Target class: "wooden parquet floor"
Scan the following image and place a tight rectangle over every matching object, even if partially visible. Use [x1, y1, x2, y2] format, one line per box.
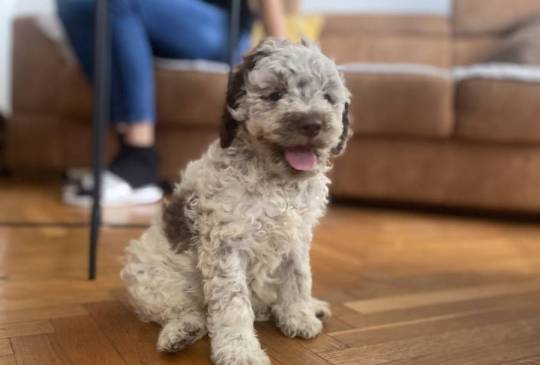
[1, 176, 540, 364]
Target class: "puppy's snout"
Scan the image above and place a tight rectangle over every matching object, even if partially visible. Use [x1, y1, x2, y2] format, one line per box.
[282, 112, 325, 139]
[299, 121, 322, 137]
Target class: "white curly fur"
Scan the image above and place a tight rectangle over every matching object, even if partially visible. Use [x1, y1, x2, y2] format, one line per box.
[121, 39, 351, 365]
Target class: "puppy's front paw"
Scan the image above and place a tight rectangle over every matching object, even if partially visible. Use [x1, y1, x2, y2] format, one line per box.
[273, 304, 323, 339]
[157, 320, 206, 352]
[212, 342, 271, 365]
[311, 298, 332, 320]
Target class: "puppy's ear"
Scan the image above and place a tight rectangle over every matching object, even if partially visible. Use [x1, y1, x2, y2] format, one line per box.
[299, 36, 321, 52]
[220, 63, 248, 148]
[220, 39, 285, 148]
[332, 102, 352, 156]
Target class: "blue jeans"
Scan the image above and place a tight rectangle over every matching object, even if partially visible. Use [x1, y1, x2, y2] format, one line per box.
[57, 0, 252, 124]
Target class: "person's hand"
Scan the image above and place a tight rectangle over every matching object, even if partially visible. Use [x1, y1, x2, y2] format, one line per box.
[259, 0, 287, 39]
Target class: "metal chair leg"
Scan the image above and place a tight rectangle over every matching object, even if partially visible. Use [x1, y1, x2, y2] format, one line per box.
[228, 0, 242, 71]
[88, 0, 240, 280]
[89, 0, 111, 280]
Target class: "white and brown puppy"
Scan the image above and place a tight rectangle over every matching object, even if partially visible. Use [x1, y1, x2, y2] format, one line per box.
[121, 38, 351, 365]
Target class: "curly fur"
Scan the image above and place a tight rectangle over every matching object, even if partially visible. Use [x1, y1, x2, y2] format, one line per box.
[121, 39, 351, 365]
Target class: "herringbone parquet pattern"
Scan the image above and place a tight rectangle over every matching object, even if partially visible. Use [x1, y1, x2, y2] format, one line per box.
[1, 177, 539, 364]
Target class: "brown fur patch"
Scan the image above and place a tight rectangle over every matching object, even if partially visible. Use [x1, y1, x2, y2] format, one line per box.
[332, 102, 351, 155]
[220, 41, 275, 148]
[162, 191, 197, 252]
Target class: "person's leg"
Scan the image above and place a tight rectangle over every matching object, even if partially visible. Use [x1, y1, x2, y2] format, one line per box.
[106, 0, 160, 188]
[108, 0, 154, 128]
[134, 0, 252, 62]
[107, 0, 253, 189]
[56, 0, 130, 130]
[57, 0, 159, 190]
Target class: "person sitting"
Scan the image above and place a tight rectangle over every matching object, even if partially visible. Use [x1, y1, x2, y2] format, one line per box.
[57, 0, 288, 206]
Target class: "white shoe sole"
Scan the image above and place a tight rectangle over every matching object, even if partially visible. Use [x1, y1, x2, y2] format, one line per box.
[63, 184, 163, 207]
[62, 171, 164, 207]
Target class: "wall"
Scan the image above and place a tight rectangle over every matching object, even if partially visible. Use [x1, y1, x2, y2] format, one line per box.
[0, 0, 54, 115]
[0, 0, 451, 114]
[0, 0, 16, 116]
[14, 0, 55, 14]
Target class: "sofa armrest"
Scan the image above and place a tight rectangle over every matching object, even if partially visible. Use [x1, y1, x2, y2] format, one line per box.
[11, 17, 67, 114]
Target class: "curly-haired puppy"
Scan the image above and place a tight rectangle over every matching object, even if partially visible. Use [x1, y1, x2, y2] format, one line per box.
[121, 39, 351, 365]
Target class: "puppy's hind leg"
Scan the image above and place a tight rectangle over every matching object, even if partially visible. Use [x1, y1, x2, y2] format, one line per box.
[125, 273, 207, 353]
[157, 309, 207, 353]
[121, 228, 207, 352]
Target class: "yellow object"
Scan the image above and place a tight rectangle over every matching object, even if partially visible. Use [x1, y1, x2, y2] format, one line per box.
[251, 15, 325, 46]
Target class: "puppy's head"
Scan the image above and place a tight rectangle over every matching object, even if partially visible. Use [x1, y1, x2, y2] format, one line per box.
[221, 39, 351, 176]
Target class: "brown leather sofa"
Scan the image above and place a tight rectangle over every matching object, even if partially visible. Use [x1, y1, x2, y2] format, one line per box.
[7, 0, 540, 213]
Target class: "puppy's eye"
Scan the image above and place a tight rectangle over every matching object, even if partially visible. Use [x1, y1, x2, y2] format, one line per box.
[324, 93, 335, 104]
[267, 91, 284, 102]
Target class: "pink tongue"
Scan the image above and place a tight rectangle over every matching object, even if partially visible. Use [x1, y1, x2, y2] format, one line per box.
[284, 147, 317, 171]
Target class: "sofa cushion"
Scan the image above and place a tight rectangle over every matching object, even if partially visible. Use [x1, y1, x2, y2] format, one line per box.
[12, 18, 67, 114]
[343, 64, 453, 138]
[155, 59, 227, 127]
[453, 0, 540, 35]
[322, 14, 450, 36]
[59, 59, 229, 128]
[453, 37, 500, 66]
[58, 65, 92, 120]
[321, 34, 451, 67]
[331, 137, 540, 213]
[320, 15, 451, 67]
[485, 18, 540, 65]
[6, 115, 64, 170]
[454, 64, 540, 143]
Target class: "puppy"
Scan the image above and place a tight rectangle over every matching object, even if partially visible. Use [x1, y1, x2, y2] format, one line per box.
[121, 39, 351, 365]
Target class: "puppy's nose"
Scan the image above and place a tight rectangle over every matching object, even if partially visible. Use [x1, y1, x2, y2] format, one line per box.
[300, 121, 322, 137]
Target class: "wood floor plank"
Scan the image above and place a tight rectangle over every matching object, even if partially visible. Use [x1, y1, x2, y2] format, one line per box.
[329, 305, 540, 348]
[0, 340, 12, 357]
[344, 281, 540, 314]
[414, 338, 540, 365]
[0, 293, 114, 312]
[320, 313, 354, 333]
[0, 321, 54, 339]
[499, 354, 540, 365]
[0, 305, 87, 325]
[11, 334, 67, 365]
[336, 290, 540, 329]
[85, 301, 210, 365]
[322, 317, 540, 365]
[257, 322, 330, 365]
[51, 315, 126, 365]
[0, 355, 16, 365]
[301, 334, 348, 354]
[2, 178, 540, 364]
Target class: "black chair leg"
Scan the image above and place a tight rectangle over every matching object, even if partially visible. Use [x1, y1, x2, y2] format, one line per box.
[88, 0, 240, 280]
[228, 0, 242, 71]
[89, 0, 111, 280]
